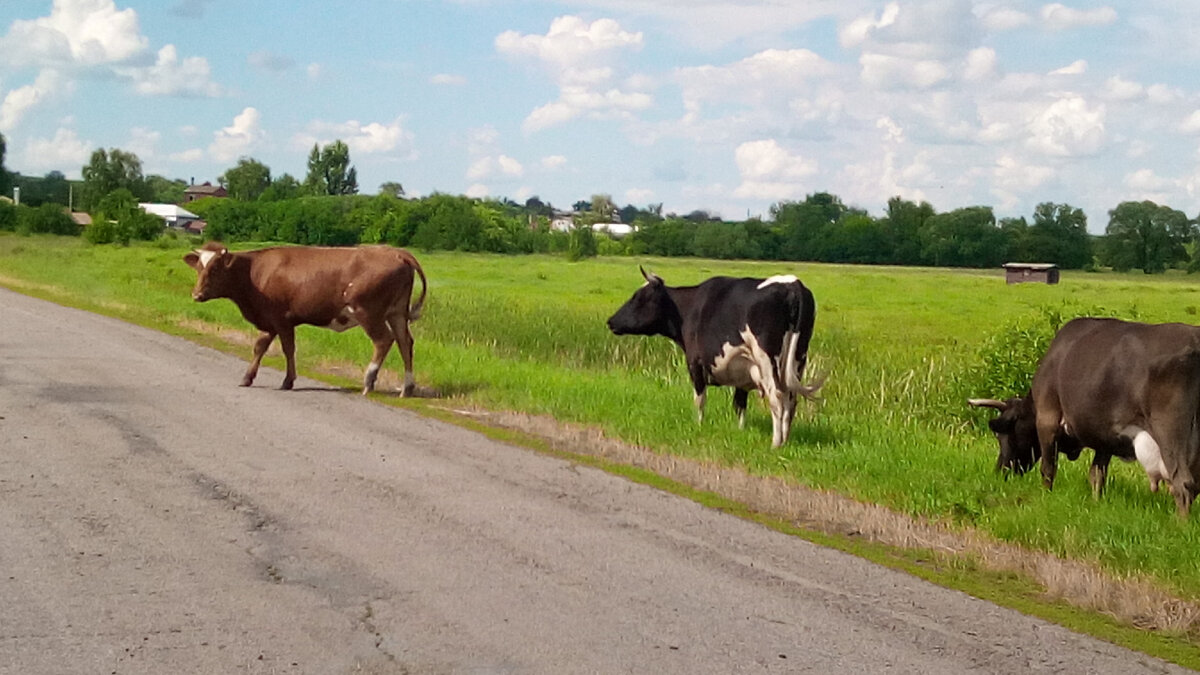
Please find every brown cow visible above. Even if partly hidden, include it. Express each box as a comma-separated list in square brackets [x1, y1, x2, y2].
[183, 242, 426, 396]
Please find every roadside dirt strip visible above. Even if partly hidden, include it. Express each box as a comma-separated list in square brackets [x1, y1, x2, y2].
[0, 286, 1188, 674]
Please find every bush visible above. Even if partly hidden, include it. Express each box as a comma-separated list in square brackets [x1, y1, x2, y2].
[0, 201, 18, 231]
[566, 225, 598, 261]
[951, 303, 1135, 407]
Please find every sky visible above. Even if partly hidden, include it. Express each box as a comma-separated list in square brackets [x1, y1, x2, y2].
[1, 0, 1198, 231]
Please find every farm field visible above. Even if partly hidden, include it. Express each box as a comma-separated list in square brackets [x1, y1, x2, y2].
[4, 233, 1200, 650]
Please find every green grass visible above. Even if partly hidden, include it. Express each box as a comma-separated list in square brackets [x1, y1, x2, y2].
[5, 235, 1200, 625]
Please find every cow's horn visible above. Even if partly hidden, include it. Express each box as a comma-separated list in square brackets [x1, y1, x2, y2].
[968, 398, 1009, 411]
[639, 265, 661, 284]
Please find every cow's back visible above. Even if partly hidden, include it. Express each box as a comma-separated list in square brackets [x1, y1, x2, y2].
[1036, 317, 1200, 445]
[245, 246, 413, 325]
[684, 277, 809, 356]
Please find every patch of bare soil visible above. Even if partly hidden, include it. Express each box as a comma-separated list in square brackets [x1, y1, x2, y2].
[450, 406, 1200, 638]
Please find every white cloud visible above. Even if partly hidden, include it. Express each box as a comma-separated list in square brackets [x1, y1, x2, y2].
[126, 126, 160, 159]
[980, 7, 1031, 31]
[1124, 168, 1175, 192]
[465, 183, 489, 199]
[0, 0, 148, 68]
[540, 155, 567, 170]
[467, 155, 524, 181]
[860, 53, 950, 90]
[122, 44, 221, 97]
[733, 139, 817, 200]
[293, 117, 416, 157]
[1181, 110, 1200, 134]
[839, 3, 899, 48]
[209, 107, 264, 162]
[497, 16, 651, 133]
[306, 63, 322, 80]
[1049, 59, 1087, 76]
[0, 70, 64, 131]
[1147, 84, 1182, 105]
[496, 15, 642, 71]
[1040, 4, 1118, 31]
[677, 48, 836, 109]
[20, 127, 91, 173]
[963, 47, 996, 82]
[430, 73, 466, 86]
[1027, 95, 1106, 157]
[1104, 75, 1142, 101]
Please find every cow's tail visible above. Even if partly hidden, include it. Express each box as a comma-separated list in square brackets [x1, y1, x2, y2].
[403, 251, 428, 322]
[784, 281, 824, 401]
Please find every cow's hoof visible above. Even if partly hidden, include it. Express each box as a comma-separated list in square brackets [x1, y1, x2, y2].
[280, 380, 294, 391]
[400, 385, 415, 398]
[239, 379, 253, 387]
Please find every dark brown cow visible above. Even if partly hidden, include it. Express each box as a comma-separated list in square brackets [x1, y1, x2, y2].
[183, 242, 426, 395]
[970, 317, 1200, 517]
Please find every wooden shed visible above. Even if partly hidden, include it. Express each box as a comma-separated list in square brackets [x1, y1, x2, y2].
[1003, 262, 1059, 285]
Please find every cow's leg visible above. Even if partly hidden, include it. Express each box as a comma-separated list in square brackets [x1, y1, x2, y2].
[278, 325, 297, 390]
[387, 314, 416, 397]
[733, 389, 749, 429]
[780, 391, 798, 446]
[1036, 417, 1060, 489]
[359, 317, 395, 395]
[687, 361, 706, 424]
[1088, 452, 1111, 500]
[242, 331, 276, 387]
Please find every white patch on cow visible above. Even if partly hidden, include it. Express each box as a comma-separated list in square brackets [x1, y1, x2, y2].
[322, 306, 360, 333]
[708, 326, 800, 447]
[1121, 425, 1169, 491]
[197, 249, 219, 269]
[694, 391, 706, 423]
[710, 336, 759, 391]
[757, 275, 797, 289]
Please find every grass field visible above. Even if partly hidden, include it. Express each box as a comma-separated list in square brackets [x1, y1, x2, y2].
[5, 234, 1200, 636]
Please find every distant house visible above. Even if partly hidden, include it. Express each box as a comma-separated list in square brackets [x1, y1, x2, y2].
[550, 210, 575, 232]
[1003, 262, 1060, 285]
[68, 211, 92, 227]
[183, 219, 207, 235]
[139, 203, 200, 229]
[549, 210, 633, 237]
[183, 181, 227, 202]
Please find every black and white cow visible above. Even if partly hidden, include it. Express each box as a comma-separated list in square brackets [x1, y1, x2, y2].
[607, 267, 822, 447]
[970, 317, 1200, 517]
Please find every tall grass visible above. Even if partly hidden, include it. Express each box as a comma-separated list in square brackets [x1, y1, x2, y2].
[4, 234, 1200, 599]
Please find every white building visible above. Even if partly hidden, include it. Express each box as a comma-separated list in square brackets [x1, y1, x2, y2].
[139, 203, 200, 229]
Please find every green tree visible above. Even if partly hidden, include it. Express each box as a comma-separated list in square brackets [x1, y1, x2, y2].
[1025, 202, 1091, 269]
[146, 175, 187, 204]
[0, 133, 12, 199]
[883, 197, 934, 265]
[774, 192, 845, 261]
[260, 173, 302, 202]
[304, 141, 358, 196]
[378, 181, 405, 198]
[221, 157, 272, 201]
[1102, 200, 1194, 273]
[86, 188, 162, 245]
[81, 148, 150, 211]
[919, 206, 1007, 268]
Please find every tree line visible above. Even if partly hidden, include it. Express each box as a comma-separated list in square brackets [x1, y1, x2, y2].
[2, 131, 1199, 273]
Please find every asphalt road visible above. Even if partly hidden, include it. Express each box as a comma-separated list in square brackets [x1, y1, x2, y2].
[0, 286, 1189, 674]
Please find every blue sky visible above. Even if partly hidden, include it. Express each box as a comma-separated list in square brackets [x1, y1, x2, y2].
[1, 1, 1198, 231]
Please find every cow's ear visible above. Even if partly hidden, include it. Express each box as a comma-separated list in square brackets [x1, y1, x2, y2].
[183, 252, 202, 271]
